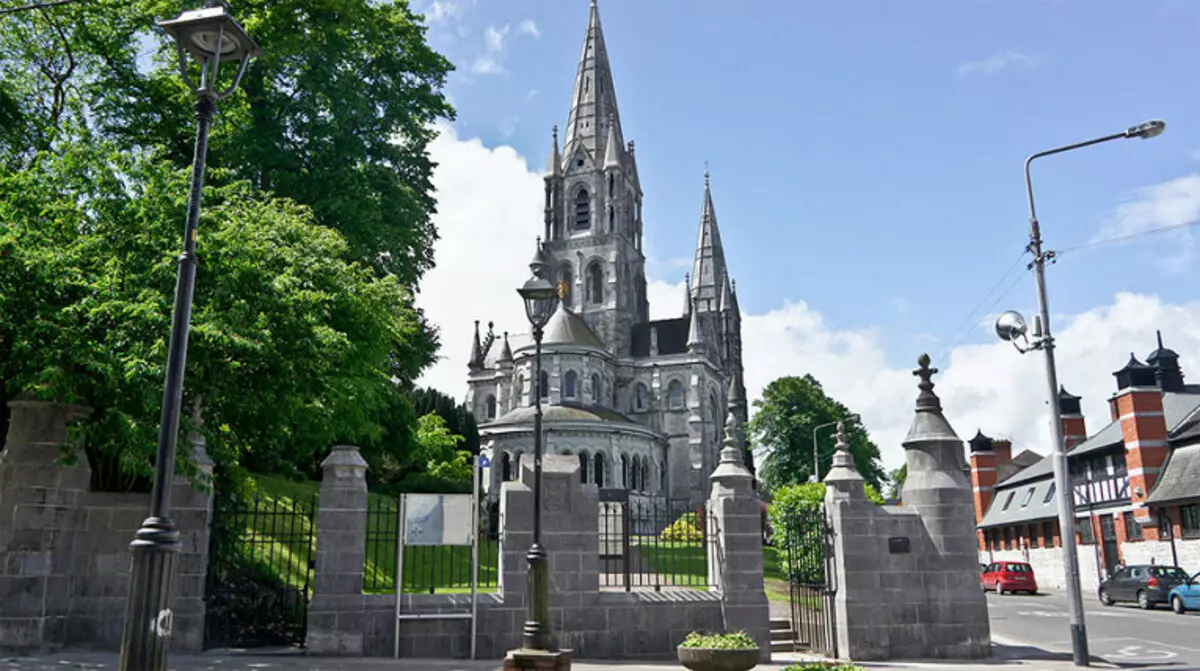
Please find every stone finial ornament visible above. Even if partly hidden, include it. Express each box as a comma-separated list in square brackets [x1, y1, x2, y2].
[824, 420, 864, 489]
[914, 352, 942, 414]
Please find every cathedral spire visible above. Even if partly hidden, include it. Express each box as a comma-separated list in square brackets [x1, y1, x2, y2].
[691, 167, 728, 313]
[547, 125, 561, 176]
[603, 113, 622, 169]
[563, 0, 623, 163]
[468, 320, 483, 370]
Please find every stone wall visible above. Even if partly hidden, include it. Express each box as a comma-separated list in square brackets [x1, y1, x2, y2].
[308, 448, 762, 661]
[983, 537, 1200, 591]
[0, 399, 214, 655]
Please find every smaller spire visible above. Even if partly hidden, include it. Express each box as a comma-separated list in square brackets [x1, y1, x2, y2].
[710, 374, 752, 491]
[686, 297, 704, 353]
[719, 271, 733, 312]
[683, 273, 692, 315]
[497, 331, 513, 364]
[823, 421, 865, 488]
[546, 125, 561, 176]
[529, 236, 547, 279]
[604, 113, 621, 169]
[468, 320, 483, 370]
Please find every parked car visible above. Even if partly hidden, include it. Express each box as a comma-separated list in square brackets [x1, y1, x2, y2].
[1167, 572, 1200, 614]
[1098, 564, 1190, 609]
[981, 561, 1039, 595]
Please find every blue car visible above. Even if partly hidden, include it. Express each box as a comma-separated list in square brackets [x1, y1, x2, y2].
[1168, 572, 1200, 614]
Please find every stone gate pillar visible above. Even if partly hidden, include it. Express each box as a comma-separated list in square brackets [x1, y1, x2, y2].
[306, 445, 369, 655]
[708, 375, 770, 663]
[0, 397, 92, 653]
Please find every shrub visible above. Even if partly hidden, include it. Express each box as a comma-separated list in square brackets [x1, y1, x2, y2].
[659, 512, 703, 542]
[679, 631, 758, 649]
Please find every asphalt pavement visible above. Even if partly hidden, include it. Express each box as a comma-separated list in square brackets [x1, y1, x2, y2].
[986, 588, 1200, 669]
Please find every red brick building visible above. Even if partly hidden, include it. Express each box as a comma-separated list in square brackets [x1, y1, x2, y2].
[972, 333, 1200, 589]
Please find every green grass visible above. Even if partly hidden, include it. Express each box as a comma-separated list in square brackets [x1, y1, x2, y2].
[632, 538, 710, 587]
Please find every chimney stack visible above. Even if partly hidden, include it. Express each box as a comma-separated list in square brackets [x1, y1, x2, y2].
[968, 430, 997, 529]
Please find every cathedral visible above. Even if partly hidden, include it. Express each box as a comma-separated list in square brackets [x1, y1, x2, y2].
[465, 0, 746, 508]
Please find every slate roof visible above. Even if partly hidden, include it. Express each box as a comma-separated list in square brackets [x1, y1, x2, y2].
[1145, 444, 1200, 505]
[978, 477, 1058, 529]
[542, 305, 605, 349]
[488, 402, 638, 427]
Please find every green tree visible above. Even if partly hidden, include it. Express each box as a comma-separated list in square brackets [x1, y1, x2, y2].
[887, 463, 908, 501]
[766, 482, 884, 541]
[749, 374, 886, 492]
[393, 412, 473, 493]
[411, 387, 480, 456]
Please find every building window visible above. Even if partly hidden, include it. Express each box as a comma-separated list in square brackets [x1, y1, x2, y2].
[586, 262, 604, 304]
[501, 452, 512, 482]
[1043, 482, 1056, 504]
[667, 380, 685, 410]
[621, 454, 630, 489]
[591, 373, 601, 403]
[485, 394, 496, 420]
[1001, 491, 1016, 511]
[985, 530, 994, 551]
[593, 453, 606, 487]
[538, 371, 549, 399]
[574, 189, 591, 229]
[634, 383, 649, 411]
[564, 371, 578, 398]
[1158, 510, 1173, 540]
[1003, 527, 1013, 550]
[1029, 524, 1040, 549]
[1183, 504, 1200, 539]
[579, 453, 590, 484]
[1043, 520, 1056, 547]
[1021, 487, 1035, 508]
[1123, 511, 1143, 541]
[559, 266, 573, 306]
[1079, 519, 1095, 545]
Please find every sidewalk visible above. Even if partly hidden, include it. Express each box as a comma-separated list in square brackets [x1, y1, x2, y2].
[0, 647, 1132, 671]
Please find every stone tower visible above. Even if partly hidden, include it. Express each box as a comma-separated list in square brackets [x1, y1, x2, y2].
[541, 0, 648, 357]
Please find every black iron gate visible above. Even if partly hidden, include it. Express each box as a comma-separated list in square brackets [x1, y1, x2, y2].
[782, 507, 837, 658]
[203, 492, 317, 649]
[598, 489, 708, 591]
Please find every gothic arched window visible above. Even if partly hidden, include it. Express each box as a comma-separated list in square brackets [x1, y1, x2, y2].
[591, 374, 601, 403]
[587, 263, 604, 304]
[640, 459, 649, 493]
[564, 371, 578, 399]
[574, 189, 591, 230]
[668, 380, 685, 410]
[594, 453, 606, 487]
[558, 265, 573, 307]
[621, 454, 630, 489]
[634, 383, 649, 412]
[538, 371, 549, 399]
[579, 453, 590, 484]
[485, 394, 497, 420]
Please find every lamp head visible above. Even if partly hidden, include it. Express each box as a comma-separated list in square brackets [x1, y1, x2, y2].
[518, 275, 558, 330]
[158, 3, 259, 64]
[1126, 120, 1166, 140]
[995, 310, 1028, 343]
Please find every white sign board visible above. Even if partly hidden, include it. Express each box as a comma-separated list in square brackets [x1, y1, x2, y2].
[403, 493, 474, 546]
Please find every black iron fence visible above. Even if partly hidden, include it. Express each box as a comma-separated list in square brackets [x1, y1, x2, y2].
[362, 496, 499, 594]
[598, 490, 711, 591]
[780, 507, 837, 658]
[204, 492, 317, 650]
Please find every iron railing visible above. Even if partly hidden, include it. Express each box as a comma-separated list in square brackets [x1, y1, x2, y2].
[781, 508, 837, 658]
[598, 490, 711, 591]
[204, 493, 317, 649]
[362, 496, 499, 594]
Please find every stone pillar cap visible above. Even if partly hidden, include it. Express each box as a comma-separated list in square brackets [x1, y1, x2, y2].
[823, 422, 863, 484]
[321, 444, 368, 469]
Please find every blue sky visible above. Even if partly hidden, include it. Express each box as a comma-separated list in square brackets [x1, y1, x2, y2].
[413, 0, 1200, 467]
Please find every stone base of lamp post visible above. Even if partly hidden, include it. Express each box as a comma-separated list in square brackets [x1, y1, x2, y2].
[502, 648, 573, 670]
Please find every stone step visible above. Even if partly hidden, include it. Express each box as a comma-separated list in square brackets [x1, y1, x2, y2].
[770, 640, 796, 653]
[770, 629, 794, 641]
[769, 618, 791, 630]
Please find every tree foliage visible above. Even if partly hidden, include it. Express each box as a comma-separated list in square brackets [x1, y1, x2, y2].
[0, 0, 454, 486]
[410, 387, 480, 456]
[749, 374, 886, 492]
[887, 463, 908, 501]
[766, 482, 884, 541]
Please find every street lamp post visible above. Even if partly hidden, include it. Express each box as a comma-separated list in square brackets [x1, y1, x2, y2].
[994, 119, 1165, 668]
[812, 415, 858, 483]
[516, 238, 561, 652]
[118, 5, 257, 671]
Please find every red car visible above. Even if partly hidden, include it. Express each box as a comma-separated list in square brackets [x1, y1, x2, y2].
[981, 560, 1039, 595]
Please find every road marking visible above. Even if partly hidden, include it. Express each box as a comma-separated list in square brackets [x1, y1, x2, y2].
[1109, 644, 1176, 661]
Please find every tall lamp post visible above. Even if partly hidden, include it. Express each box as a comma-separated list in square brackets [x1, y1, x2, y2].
[994, 119, 1165, 668]
[515, 238, 560, 652]
[811, 415, 858, 483]
[118, 5, 258, 671]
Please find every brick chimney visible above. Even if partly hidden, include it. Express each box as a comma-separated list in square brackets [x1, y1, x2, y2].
[1058, 385, 1088, 450]
[1112, 353, 1168, 527]
[991, 438, 1013, 468]
[968, 430, 997, 526]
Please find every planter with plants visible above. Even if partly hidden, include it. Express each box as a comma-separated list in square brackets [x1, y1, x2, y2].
[677, 631, 761, 671]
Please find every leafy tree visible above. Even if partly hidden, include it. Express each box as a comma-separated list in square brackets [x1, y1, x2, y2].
[766, 482, 884, 542]
[749, 374, 886, 492]
[887, 463, 908, 501]
[410, 387, 480, 456]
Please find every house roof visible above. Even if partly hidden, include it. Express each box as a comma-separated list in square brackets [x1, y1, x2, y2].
[1146, 443, 1200, 505]
[978, 477, 1058, 529]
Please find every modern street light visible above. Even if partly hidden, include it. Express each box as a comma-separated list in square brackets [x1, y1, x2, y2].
[811, 415, 858, 483]
[515, 238, 560, 652]
[118, 5, 257, 671]
[994, 118, 1165, 668]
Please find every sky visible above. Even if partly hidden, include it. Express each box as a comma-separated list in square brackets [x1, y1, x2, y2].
[410, 0, 1200, 471]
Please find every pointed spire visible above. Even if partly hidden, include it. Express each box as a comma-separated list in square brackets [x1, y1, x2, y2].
[691, 167, 728, 313]
[710, 372, 752, 491]
[563, 0, 623, 162]
[546, 125, 561, 176]
[497, 331, 513, 364]
[603, 113, 621, 169]
[682, 273, 692, 316]
[719, 271, 733, 312]
[468, 320, 483, 370]
[687, 297, 704, 353]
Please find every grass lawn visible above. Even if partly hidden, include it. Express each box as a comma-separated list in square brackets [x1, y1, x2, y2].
[632, 538, 710, 587]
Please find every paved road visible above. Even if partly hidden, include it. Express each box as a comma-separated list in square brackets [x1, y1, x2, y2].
[987, 589, 1200, 668]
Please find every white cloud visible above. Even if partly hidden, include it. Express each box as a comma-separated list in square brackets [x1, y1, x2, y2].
[1096, 174, 1200, 272]
[957, 50, 1044, 78]
[417, 129, 1200, 473]
[518, 19, 541, 39]
[499, 116, 519, 138]
[415, 0, 470, 24]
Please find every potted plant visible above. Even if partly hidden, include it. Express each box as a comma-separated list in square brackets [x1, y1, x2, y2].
[677, 631, 761, 671]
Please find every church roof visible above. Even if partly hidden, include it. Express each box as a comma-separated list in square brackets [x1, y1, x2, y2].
[489, 402, 638, 427]
[542, 304, 605, 349]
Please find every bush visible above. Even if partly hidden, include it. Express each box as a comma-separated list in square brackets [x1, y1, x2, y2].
[659, 512, 703, 542]
[679, 631, 758, 649]
[767, 482, 884, 543]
